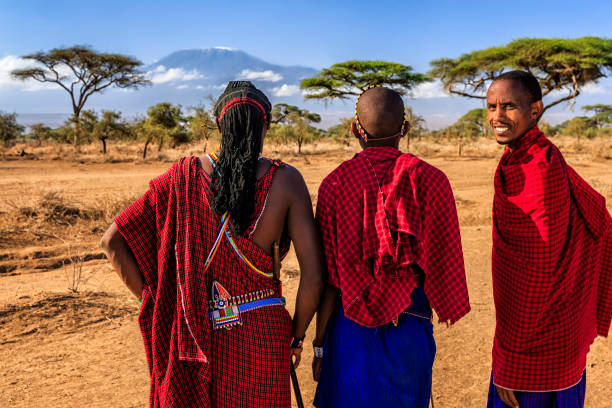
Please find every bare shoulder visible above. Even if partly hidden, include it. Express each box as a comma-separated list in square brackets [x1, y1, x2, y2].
[272, 163, 310, 201]
[275, 163, 307, 187]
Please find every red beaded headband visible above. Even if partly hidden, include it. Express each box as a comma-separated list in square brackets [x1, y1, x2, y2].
[354, 85, 409, 142]
[217, 97, 268, 130]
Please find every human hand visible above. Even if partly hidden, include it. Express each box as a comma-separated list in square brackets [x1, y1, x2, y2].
[312, 357, 322, 382]
[495, 385, 519, 408]
[291, 347, 302, 369]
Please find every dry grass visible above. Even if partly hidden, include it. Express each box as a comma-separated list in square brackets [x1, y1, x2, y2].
[0, 139, 610, 408]
[2, 134, 610, 163]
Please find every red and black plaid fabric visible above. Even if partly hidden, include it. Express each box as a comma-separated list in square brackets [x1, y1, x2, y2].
[316, 146, 470, 327]
[115, 156, 292, 407]
[491, 126, 612, 391]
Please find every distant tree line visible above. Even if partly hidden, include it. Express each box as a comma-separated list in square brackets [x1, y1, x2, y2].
[2, 102, 610, 156]
[4, 37, 611, 155]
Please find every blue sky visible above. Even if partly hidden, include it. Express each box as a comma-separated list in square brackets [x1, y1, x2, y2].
[1, 0, 612, 128]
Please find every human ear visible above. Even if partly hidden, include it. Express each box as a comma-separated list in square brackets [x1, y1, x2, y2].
[531, 100, 544, 121]
[402, 121, 411, 138]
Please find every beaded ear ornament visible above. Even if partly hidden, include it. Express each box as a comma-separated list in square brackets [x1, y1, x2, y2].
[354, 85, 409, 142]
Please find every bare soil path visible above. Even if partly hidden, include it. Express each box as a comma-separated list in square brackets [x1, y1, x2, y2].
[1, 142, 610, 407]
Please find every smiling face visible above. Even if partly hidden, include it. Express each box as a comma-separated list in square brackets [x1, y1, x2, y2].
[486, 79, 543, 149]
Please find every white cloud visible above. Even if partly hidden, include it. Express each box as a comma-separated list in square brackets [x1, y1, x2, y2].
[548, 83, 607, 98]
[0, 55, 70, 91]
[214, 46, 235, 51]
[411, 81, 449, 99]
[177, 84, 189, 90]
[238, 69, 283, 82]
[147, 66, 203, 84]
[271, 84, 301, 97]
[581, 83, 606, 95]
[540, 111, 574, 125]
[196, 85, 205, 90]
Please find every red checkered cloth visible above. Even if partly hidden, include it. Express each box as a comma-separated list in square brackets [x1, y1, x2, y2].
[115, 156, 292, 407]
[316, 146, 470, 327]
[492, 126, 612, 391]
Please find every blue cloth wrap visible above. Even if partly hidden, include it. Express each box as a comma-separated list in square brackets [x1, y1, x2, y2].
[314, 287, 435, 408]
[487, 371, 586, 408]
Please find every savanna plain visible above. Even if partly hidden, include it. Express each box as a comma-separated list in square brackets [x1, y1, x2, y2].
[0, 137, 610, 408]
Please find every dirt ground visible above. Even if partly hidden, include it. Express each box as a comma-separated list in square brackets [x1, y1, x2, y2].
[0, 139, 611, 407]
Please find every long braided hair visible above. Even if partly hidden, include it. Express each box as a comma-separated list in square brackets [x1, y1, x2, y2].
[211, 81, 272, 235]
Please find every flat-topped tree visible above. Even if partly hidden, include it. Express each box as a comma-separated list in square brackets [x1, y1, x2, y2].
[429, 37, 612, 113]
[300, 60, 430, 100]
[0, 111, 24, 145]
[271, 103, 321, 124]
[11, 45, 150, 147]
[582, 104, 612, 128]
[271, 104, 321, 154]
[93, 110, 130, 154]
[404, 106, 426, 152]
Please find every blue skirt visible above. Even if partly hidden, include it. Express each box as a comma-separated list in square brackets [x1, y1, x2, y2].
[487, 371, 586, 408]
[314, 288, 436, 408]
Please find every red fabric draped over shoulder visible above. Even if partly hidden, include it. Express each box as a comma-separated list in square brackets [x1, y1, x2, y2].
[316, 146, 470, 327]
[115, 156, 292, 407]
[491, 127, 612, 391]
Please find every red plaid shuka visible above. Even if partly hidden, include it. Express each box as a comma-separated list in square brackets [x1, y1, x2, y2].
[316, 146, 470, 327]
[115, 156, 292, 407]
[492, 127, 612, 391]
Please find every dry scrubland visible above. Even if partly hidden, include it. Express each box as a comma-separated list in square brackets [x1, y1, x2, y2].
[0, 136, 611, 408]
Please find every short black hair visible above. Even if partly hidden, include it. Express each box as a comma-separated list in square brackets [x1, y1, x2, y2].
[494, 70, 542, 103]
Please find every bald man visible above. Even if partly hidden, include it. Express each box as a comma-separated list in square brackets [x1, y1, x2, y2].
[311, 86, 470, 408]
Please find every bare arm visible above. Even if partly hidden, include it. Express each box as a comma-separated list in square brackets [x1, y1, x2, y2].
[313, 285, 339, 345]
[284, 168, 326, 366]
[312, 284, 339, 381]
[100, 222, 144, 300]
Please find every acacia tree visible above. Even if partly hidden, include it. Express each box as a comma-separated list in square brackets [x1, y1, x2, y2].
[11, 46, 150, 147]
[271, 104, 321, 153]
[453, 108, 490, 156]
[188, 105, 217, 153]
[0, 111, 24, 145]
[28, 123, 54, 146]
[271, 103, 321, 124]
[430, 37, 612, 113]
[93, 110, 130, 154]
[404, 106, 426, 152]
[326, 117, 354, 146]
[68, 109, 98, 143]
[582, 104, 612, 128]
[300, 60, 430, 100]
[145, 102, 188, 154]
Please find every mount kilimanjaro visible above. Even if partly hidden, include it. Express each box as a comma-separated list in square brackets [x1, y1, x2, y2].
[11, 47, 322, 128]
[143, 47, 318, 105]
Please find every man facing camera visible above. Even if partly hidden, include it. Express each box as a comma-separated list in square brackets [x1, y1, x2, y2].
[486, 70, 611, 408]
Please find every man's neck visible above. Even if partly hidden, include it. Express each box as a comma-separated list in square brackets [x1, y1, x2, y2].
[507, 124, 538, 152]
[360, 139, 400, 149]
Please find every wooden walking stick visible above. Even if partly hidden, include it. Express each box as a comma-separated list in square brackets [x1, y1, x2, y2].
[272, 241, 305, 408]
[290, 363, 305, 408]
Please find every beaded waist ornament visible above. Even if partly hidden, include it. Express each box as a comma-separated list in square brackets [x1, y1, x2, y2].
[209, 281, 285, 330]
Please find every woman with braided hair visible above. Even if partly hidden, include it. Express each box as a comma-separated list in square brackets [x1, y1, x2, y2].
[101, 81, 324, 407]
